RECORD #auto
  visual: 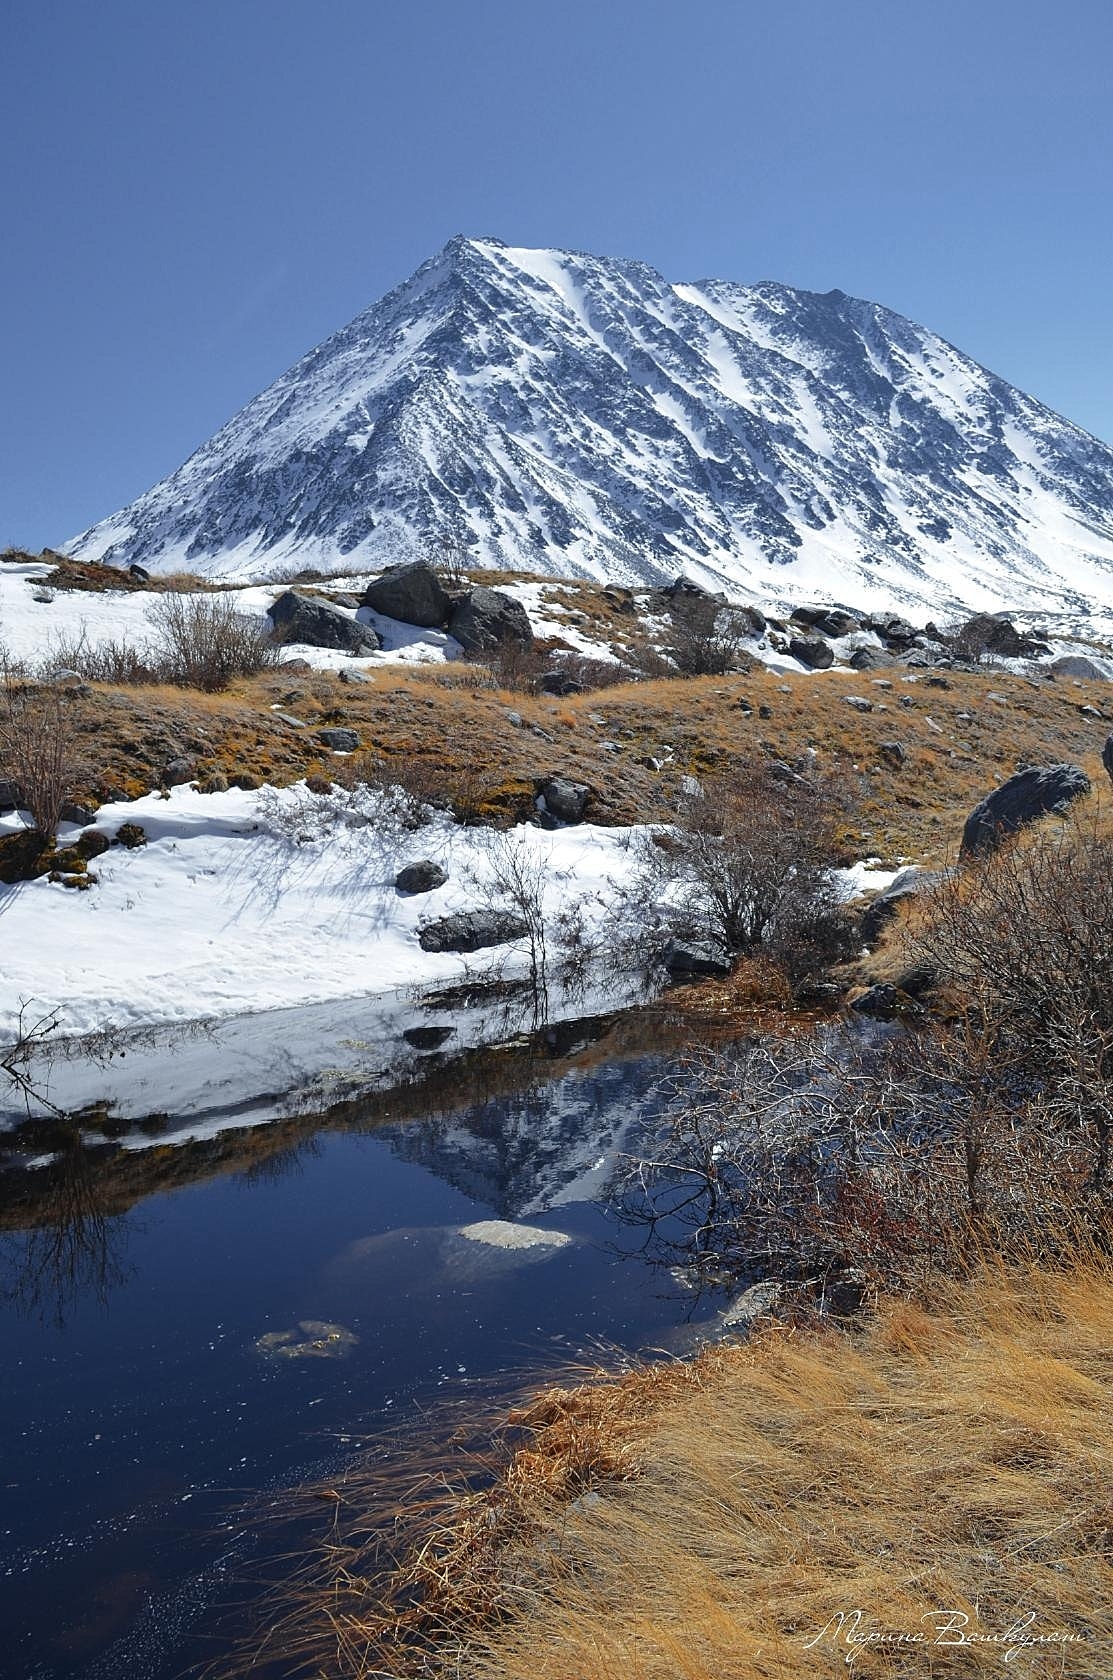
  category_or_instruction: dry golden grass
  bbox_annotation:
[235,1258,1113,1680]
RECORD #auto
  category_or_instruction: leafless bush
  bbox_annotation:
[147,593,282,690]
[0,679,87,841]
[618,764,854,988]
[40,628,157,685]
[666,600,755,676]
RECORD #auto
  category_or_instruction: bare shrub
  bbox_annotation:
[0,679,87,841]
[620,764,854,988]
[39,628,157,685]
[666,600,755,676]
[147,593,282,690]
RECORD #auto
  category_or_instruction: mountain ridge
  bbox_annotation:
[68,236,1113,616]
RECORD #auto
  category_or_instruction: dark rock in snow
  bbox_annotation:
[362,561,452,628]
[395,860,448,895]
[418,909,529,953]
[960,763,1091,857]
[269,590,381,654]
[448,587,533,652]
[790,605,861,637]
[661,938,732,978]
[59,800,98,827]
[789,634,835,670]
[862,611,919,648]
[318,727,360,753]
[539,775,591,823]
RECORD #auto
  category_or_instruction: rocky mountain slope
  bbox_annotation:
[68,237,1113,615]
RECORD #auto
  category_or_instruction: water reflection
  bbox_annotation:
[0,1133,133,1326]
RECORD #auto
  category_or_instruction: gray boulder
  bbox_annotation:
[1051,654,1107,681]
[539,775,591,823]
[418,909,528,953]
[269,590,381,654]
[661,938,732,978]
[789,634,835,670]
[0,780,20,811]
[59,799,97,826]
[448,586,533,652]
[536,670,584,696]
[862,611,918,649]
[849,645,890,671]
[403,1024,455,1050]
[961,763,1091,858]
[790,606,861,638]
[957,612,1042,659]
[362,561,451,628]
[318,727,360,753]
[395,859,448,895]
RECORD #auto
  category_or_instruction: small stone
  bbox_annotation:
[337,666,373,685]
[843,695,873,712]
[395,860,448,895]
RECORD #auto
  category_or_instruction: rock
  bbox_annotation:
[318,727,360,753]
[128,563,151,583]
[395,859,448,895]
[758,703,773,719]
[113,821,147,849]
[1104,735,1113,785]
[274,711,306,730]
[789,634,835,670]
[536,670,585,696]
[403,1024,456,1050]
[961,763,1091,858]
[851,982,901,1019]
[32,587,54,603]
[894,961,937,999]
[163,757,196,786]
[849,645,890,671]
[843,695,873,712]
[862,611,918,649]
[957,612,1043,659]
[0,780,21,811]
[878,741,906,767]
[926,674,952,689]
[790,605,861,637]
[661,938,732,978]
[59,800,97,826]
[860,867,942,943]
[280,657,314,674]
[269,589,381,654]
[232,771,261,791]
[719,1280,784,1329]
[418,909,529,953]
[539,775,590,823]
[448,586,533,652]
[662,575,725,603]
[362,561,452,628]
[338,666,373,685]
[1051,654,1107,680]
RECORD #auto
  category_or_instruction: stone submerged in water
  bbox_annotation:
[254,1320,358,1361]
[960,763,1091,857]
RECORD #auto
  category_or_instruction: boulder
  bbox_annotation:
[0,780,20,811]
[862,611,918,649]
[362,561,452,628]
[59,800,98,826]
[1051,654,1107,681]
[850,982,901,1019]
[318,727,360,753]
[960,763,1091,858]
[790,605,861,637]
[395,859,448,895]
[269,590,381,654]
[789,634,835,670]
[661,938,732,978]
[719,1281,784,1330]
[448,587,533,652]
[878,741,906,767]
[128,563,151,584]
[958,612,1046,659]
[418,909,528,953]
[662,576,725,604]
[849,645,890,671]
[163,757,196,786]
[536,670,584,696]
[1103,734,1113,785]
[539,775,590,823]
[843,695,873,712]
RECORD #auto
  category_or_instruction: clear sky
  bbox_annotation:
[3,0,1111,549]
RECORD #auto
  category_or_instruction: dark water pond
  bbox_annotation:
[1,1021,706,1679]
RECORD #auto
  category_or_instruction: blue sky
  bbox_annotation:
[3,0,1111,548]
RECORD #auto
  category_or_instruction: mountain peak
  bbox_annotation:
[67,240,1113,616]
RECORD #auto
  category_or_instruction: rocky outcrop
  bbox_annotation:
[1052,654,1107,680]
[269,590,381,654]
[362,561,452,628]
[538,775,591,823]
[788,634,835,670]
[960,763,1091,858]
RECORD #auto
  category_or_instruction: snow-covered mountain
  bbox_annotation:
[68,236,1113,615]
